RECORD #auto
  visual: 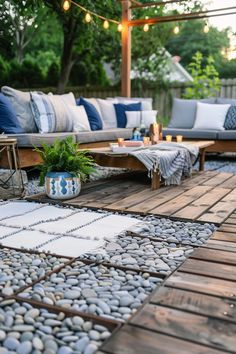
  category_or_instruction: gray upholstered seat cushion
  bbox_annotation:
[163,128,218,139]
[216,98,236,104]
[75,128,133,144]
[7,132,77,147]
[217,130,236,140]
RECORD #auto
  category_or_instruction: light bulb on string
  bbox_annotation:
[103,20,109,29]
[204,22,209,33]
[118,23,123,32]
[62,0,71,11]
[173,25,180,35]
[85,12,92,23]
[143,23,149,32]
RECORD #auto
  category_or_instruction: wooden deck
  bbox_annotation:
[99,211,236,354]
[27,170,236,353]
[28,170,236,225]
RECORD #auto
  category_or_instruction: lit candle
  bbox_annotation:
[118,138,124,146]
[176,135,183,143]
[143,137,150,146]
[166,135,172,142]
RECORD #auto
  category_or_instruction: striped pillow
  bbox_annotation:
[30,92,75,133]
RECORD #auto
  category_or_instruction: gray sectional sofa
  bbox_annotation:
[162,97,236,153]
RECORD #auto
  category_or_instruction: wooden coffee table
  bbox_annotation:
[87,141,215,190]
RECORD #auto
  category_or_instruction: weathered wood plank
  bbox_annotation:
[190,248,236,265]
[219,224,236,233]
[150,287,236,323]
[151,185,211,215]
[212,231,236,243]
[202,172,234,187]
[220,175,236,189]
[166,272,236,299]
[180,170,218,188]
[198,189,236,223]
[179,258,236,281]
[130,304,236,352]
[203,239,236,252]
[173,187,230,220]
[101,324,224,354]
[126,187,184,213]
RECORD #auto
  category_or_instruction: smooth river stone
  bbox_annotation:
[75,336,89,351]
[82,288,97,299]
[17,341,32,354]
[64,290,81,300]
[3,337,20,350]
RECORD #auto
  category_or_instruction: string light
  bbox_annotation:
[85,12,92,23]
[118,23,123,32]
[143,23,149,32]
[62,0,71,11]
[203,21,209,33]
[173,24,180,34]
[103,20,109,29]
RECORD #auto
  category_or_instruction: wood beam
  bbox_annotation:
[127,6,236,26]
[130,0,187,10]
[121,0,131,97]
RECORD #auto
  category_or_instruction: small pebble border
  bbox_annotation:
[19,262,161,322]
[0,299,111,354]
[0,248,68,300]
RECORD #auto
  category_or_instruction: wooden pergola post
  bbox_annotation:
[121,0,131,97]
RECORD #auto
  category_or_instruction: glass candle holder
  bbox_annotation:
[143,136,150,146]
[176,135,183,143]
[118,138,124,146]
[166,135,172,142]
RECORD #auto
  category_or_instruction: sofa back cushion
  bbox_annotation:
[193,102,230,130]
[30,92,74,133]
[115,97,153,111]
[224,105,236,130]
[1,86,38,132]
[114,102,142,128]
[169,98,216,129]
[0,93,24,134]
[77,97,103,131]
[217,98,236,105]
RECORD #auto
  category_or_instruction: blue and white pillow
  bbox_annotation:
[224,105,236,130]
[30,92,75,133]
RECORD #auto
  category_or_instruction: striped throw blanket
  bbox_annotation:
[130,142,199,185]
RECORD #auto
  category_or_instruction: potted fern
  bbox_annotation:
[34,137,95,200]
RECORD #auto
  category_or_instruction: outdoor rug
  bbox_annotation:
[0,201,142,257]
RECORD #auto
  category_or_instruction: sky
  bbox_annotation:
[206,0,236,31]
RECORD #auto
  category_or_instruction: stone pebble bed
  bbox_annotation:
[0,299,111,354]
[19,261,161,322]
[0,248,68,300]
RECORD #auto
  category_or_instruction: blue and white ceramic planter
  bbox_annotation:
[45,172,81,200]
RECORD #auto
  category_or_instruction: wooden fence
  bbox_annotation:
[37,78,236,120]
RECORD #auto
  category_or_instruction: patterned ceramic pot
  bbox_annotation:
[45,172,81,200]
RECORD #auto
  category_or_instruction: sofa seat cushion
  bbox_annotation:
[217,130,236,140]
[7,132,77,147]
[75,128,133,144]
[163,128,218,139]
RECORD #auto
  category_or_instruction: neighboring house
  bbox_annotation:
[104,50,193,84]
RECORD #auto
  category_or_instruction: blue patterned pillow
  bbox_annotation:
[224,105,236,130]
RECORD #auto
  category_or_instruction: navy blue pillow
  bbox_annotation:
[114,102,142,128]
[224,105,236,130]
[0,93,23,134]
[76,97,103,131]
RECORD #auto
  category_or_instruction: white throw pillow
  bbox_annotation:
[125,111,141,128]
[67,105,91,132]
[48,92,76,106]
[193,102,230,130]
[125,110,157,128]
[97,98,117,129]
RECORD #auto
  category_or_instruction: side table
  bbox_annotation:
[0,138,25,198]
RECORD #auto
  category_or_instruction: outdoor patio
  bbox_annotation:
[1,0,236,353]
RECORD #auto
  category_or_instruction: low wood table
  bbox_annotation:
[88,140,215,190]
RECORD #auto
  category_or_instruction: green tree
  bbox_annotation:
[166,20,229,71]
[183,51,220,99]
